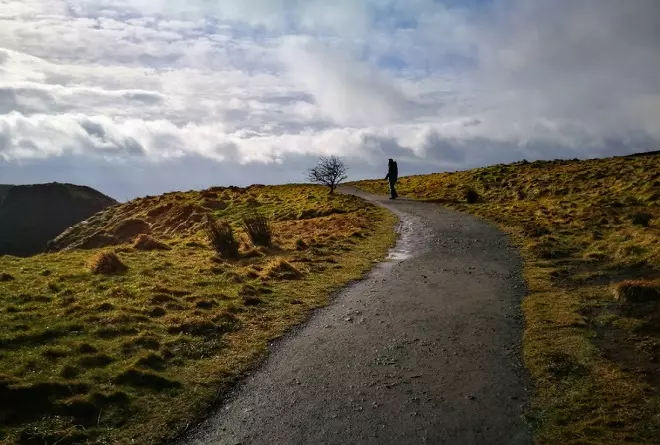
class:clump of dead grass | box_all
[613,279,660,303]
[112,218,151,241]
[133,234,171,251]
[87,251,128,275]
[262,259,303,280]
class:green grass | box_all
[0,185,397,444]
[352,152,660,444]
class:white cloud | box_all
[278,37,410,126]
[0,0,658,195]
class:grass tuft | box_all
[465,187,480,203]
[87,251,128,275]
[631,212,653,227]
[613,279,660,303]
[204,218,239,258]
[112,218,151,241]
[242,212,273,247]
[262,259,303,280]
[134,353,167,371]
[133,234,171,251]
[78,353,115,369]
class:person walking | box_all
[385,158,399,199]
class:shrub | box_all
[631,212,653,227]
[465,187,480,204]
[133,234,171,251]
[204,218,239,258]
[88,251,128,275]
[613,280,660,303]
[242,212,272,247]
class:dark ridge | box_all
[623,150,660,158]
[0,182,117,257]
[0,184,13,203]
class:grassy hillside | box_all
[0,184,396,444]
[353,152,660,444]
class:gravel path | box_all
[178,188,531,445]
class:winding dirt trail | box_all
[178,188,531,445]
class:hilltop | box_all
[0,183,117,257]
[0,184,395,444]
[353,151,660,444]
[47,185,362,253]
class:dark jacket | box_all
[385,161,398,182]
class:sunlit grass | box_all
[0,184,396,444]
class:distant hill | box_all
[0,185,13,202]
[0,183,117,256]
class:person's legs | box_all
[389,180,398,199]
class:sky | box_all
[0,0,658,200]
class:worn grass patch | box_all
[352,151,660,444]
[0,184,396,444]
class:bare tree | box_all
[307,156,348,194]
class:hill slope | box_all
[0,183,117,257]
[0,184,396,445]
[46,184,374,252]
[0,184,13,202]
[353,151,660,444]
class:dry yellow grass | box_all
[0,184,396,444]
[132,234,171,251]
[353,151,660,444]
[87,251,128,275]
[613,279,660,303]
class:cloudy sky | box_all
[0,0,658,199]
